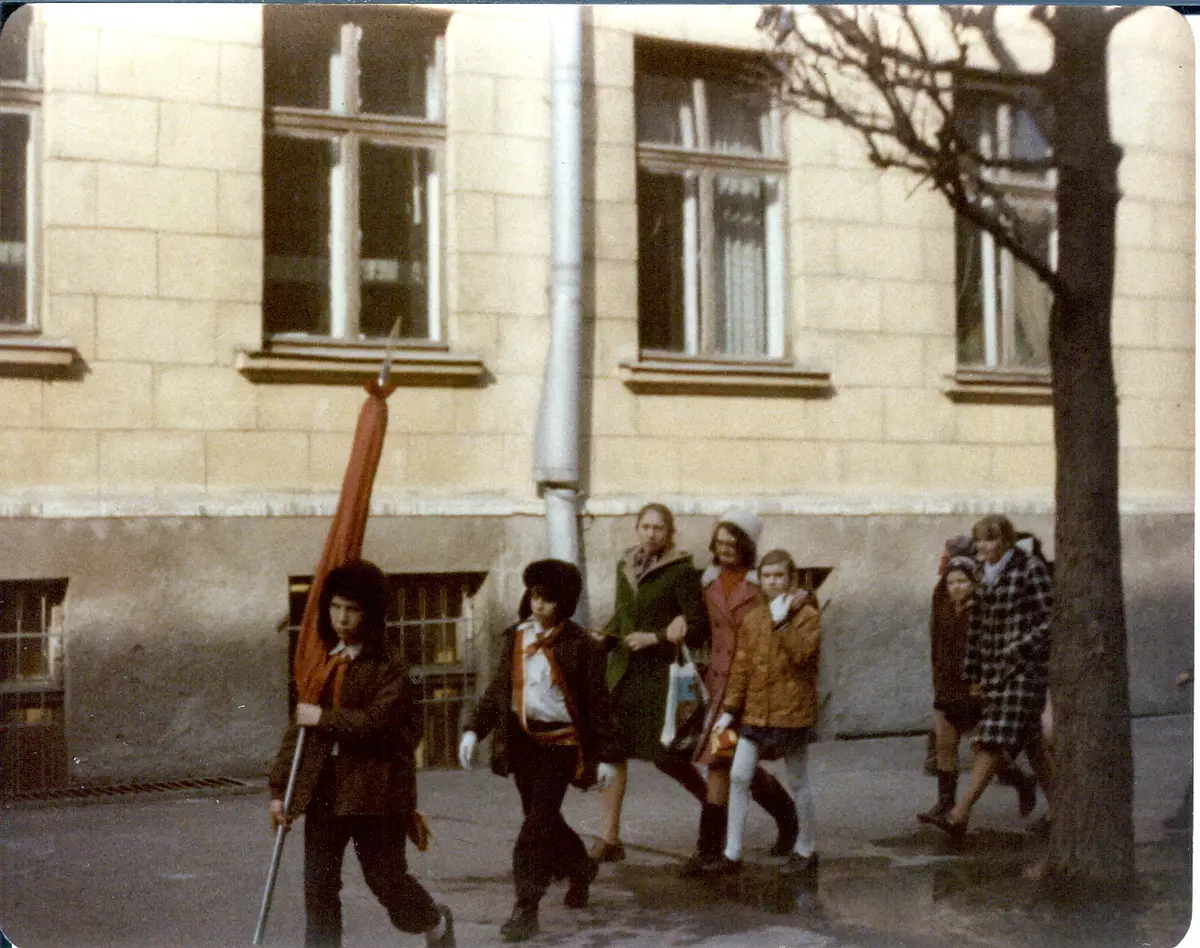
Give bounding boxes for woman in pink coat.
[678,508,798,876]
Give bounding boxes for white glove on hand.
[458,731,477,771]
[714,712,734,734]
[594,762,617,791]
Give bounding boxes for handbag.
[660,645,707,750]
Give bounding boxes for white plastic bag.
[660,645,707,748]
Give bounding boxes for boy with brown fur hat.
[459,558,623,943]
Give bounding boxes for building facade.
[0,4,1192,790]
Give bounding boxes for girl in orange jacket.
[708,549,821,876]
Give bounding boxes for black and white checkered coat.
[964,547,1052,755]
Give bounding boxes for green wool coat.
[603,548,710,761]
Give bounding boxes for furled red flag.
[254,375,398,946]
[293,377,397,704]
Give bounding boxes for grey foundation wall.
[0,511,1190,784]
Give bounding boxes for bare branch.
[759,3,1058,293]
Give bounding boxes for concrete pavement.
[0,715,1191,948]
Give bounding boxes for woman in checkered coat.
[928,514,1054,837]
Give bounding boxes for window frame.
[955,83,1056,378]
[284,570,483,769]
[0,5,41,335]
[634,43,789,363]
[262,7,447,349]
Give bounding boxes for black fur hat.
[317,560,388,657]
[521,558,583,620]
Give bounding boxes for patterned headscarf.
[632,545,665,581]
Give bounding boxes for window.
[263,6,444,346]
[0,5,37,330]
[635,44,787,360]
[0,578,68,798]
[285,571,483,769]
[955,85,1055,375]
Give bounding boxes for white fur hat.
[718,507,764,547]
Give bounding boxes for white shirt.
[514,618,571,724]
[330,641,362,661]
[982,549,1013,586]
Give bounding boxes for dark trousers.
[303,768,439,948]
[509,718,590,907]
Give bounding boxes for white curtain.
[1011,257,1051,368]
[714,175,767,356]
[708,81,769,156]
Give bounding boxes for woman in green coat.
[589,503,711,863]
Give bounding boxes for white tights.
[724,735,815,861]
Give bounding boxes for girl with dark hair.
[591,503,711,862]
[679,509,799,876]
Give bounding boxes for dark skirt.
[739,724,814,761]
[934,698,983,734]
[611,655,670,762]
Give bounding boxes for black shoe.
[768,818,799,856]
[779,852,819,876]
[927,813,968,839]
[425,903,456,948]
[500,903,539,943]
[677,851,719,878]
[918,795,954,825]
[701,855,743,876]
[564,857,598,909]
[588,838,626,862]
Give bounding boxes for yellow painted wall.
[7,4,1192,510]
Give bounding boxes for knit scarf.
[632,546,665,582]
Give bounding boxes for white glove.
[458,731,477,770]
[594,762,617,791]
[714,712,734,734]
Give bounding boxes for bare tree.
[757,4,1143,899]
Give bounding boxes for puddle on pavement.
[602,829,1191,948]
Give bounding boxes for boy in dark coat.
[458,559,623,943]
[269,560,455,948]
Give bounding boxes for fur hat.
[944,555,978,579]
[317,560,388,655]
[939,536,975,576]
[718,508,764,547]
[522,558,583,619]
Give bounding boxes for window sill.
[0,335,82,378]
[619,356,833,396]
[943,369,1053,405]
[236,344,488,386]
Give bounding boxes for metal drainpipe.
[533,5,586,618]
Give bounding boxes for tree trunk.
[1043,8,1135,900]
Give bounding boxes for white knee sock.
[784,744,815,857]
[724,737,760,861]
